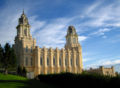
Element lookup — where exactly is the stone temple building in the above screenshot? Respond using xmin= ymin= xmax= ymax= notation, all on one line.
xmin=86 ymin=66 xmax=116 ymax=76
xmin=13 ymin=11 xmax=83 ymax=78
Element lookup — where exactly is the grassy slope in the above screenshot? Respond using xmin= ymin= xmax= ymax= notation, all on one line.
xmin=0 ymin=73 xmax=57 ymax=88
xmin=1 ymin=73 xmax=120 ymax=88
xmin=0 ymin=73 xmax=27 ymax=80
xmin=0 ymin=73 xmax=27 ymax=88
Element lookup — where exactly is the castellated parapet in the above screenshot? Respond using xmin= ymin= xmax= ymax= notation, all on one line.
xmin=33 ymin=47 xmax=83 ymax=76
xmin=13 ymin=11 xmax=83 ymax=78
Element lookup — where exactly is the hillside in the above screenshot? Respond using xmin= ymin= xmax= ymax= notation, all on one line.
xmin=0 ymin=73 xmax=57 ymax=88
xmin=0 ymin=73 xmax=120 ymax=88
xmin=0 ymin=73 xmax=27 ymax=80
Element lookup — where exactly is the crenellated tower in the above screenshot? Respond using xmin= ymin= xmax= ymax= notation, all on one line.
xmin=65 ymin=26 xmax=83 ymax=72
xmin=65 ymin=26 xmax=81 ymax=51
xmin=14 ymin=11 xmax=36 ymax=70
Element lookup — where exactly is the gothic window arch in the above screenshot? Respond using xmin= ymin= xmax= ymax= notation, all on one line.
xmin=73 ymin=38 xmax=76 ymax=44
xmin=26 ymin=46 xmax=28 ymax=52
xmin=76 ymin=58 xmax=78 ymax=66
xmin=17 ymin=29 xmax=20 ymax=35
xmin=31 ymin=47 xmax=32 ymax=53
xmin=31 ymin=58 xmax=33 ymax=66
xmin=47 ymin=57 xmax=49 ymax=66
xmin=53 ymin=56 xmax=55 ymax=66
xmin=68 ymin=37 xmax=71 ymax=43
xmin=65 ymin=58 xmax=67 ymax=66
xmin=59 ymin=57 xmax=61 ymax=66
xmin=71 ymin=56 xmax=72 ymax=66
xmin=25 ymin=57 xmax=28 ymax=66
xmin=24 ymin=29 xmax=27 ymax=36
xmin=40 ymin=57 xmax=42 ymax=65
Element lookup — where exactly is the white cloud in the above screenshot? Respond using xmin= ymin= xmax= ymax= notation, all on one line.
xmin=32 ymin=17 xmax=74 ymax=48
xmin=78 ymin=36 xmax=88 ymax=42
xmin=84 ymin=58 xmax=120 ymax=69
xmin=90 ymin=28 xmax=111 ymax=36
xmin=102 ymin=60 xmax=120 ymax=66
xmin=0 ymin=11 xmax=21 ymax=45
xmin=81 ymin=0 xmax=120 ymax=28
xmin=29 ymin=16 xmax=46 ymax=34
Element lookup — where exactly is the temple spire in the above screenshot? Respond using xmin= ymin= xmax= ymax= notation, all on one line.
xmin=22 ymin=9 xmax=24 ymax=15
xmin=18 ymin=10 xmax=29 ymax=25
xmin=65 ymin=25 xmax=81 ymax=50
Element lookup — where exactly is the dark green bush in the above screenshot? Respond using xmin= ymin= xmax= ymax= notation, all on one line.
xmin=38 ymin=73 xmax=120 ymax=88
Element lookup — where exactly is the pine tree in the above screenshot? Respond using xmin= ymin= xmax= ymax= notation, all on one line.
xmin=2 ymin=43 xmax=16 ymax=74
xmin=22 ymin=67 xmax=27 ymax=77
xmin=0 ymin=44 xmax=3 ymax=68
xmin=10 ymin=48 xmax=16 ymax=68
xmin=17 ymin=65 xmax=22 ymax=76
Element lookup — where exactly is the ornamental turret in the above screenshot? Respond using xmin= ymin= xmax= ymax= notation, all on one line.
xmin=16 ymin=10 xmax=31 ymax=38
xmin=65 ymin=26 xmax=81 ymax=51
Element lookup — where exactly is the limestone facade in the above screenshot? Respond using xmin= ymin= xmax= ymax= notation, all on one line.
xmin=87 ymin=66 xmax=116 ymax=76
xmin=13 ymin=11 xmax=83 ymax=78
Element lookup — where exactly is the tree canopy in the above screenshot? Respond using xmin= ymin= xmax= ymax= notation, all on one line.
xmin=0 ymin=43 xmax=16 ymax=74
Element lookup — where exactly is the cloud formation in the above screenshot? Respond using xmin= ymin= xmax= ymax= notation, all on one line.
xmin=0 ymin=0 xmax=120 ymax=70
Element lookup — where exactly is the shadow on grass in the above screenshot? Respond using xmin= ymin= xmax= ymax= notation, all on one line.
xmin=0 ymin=80 xmax=59 ymax=88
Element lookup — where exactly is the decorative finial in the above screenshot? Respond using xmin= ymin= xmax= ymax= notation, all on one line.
xmin=23 ymin=9 xmax=24 ymax=14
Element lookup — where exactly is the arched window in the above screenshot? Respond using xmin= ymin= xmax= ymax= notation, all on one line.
xmin=73 ymin=38 xmax=76 ymax=44
xmin=53 ymin=56 xmax=55 ymax=66
xmin=26 ymin=57 xmax=28 ymax=66
xmin=40 ymin=57 xmax=42 ymax=65
xmin=26 ymin=46 xmax=28 ymax=52
xmin=76 ymin=58 xmax=78 ymax=66
xmin=65 ymin=58 xmax=67 ymax=66
xmin=31 ymin=58 xmax=33 ymax=66
xmin=47 ymin=58 xmax=49 ymax=66
xmin=71 ymin=57 xmax=72 ymax=66
xmin=59 ymin=57 xmax=61 ymax=66
xmin=24 ymin=29 xmax=27 ymax=36
xmin=31 ymin=47 xmax=32 ymax=53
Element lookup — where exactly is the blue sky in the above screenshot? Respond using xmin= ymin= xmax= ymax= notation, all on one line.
xmin=0 ymin=0 xmax=120 ymax=69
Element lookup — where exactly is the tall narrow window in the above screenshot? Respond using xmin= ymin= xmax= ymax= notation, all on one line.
xmin=59 ymin=58 xmax=61 ymax=66
xmin=26 ymin=57 xmax=28 ymax=66
xmin=31 ymin=58 xmax=33 ymax=66
xmin=47 ymin=58 xmax=49 ymax=66
xmin=71 ymin=58 xmax=72 ymax=66
xmin=73 ymin=38 xmax=76 ymax=44
xmin=26 ymin=46 xmax=28 ymax=52
xmin=76 ymin=58 xmax=78 ymax=66
xmin=24 ymin=29 xmax=27 ymax=36
xmin=31 ymin=47 xmax=32 ymax=53
xmin=53 ymin=56 xmax=55 ymax=66
xmin=65 ymin=58 xmax=67 ymax=66
xmin=40 ymin=57 xmax=42 ymax=65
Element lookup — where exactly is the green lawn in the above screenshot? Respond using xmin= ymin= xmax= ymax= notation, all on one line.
xmin=0 ymin=82 xmax=25 ymax=88
xmin=0 ymin=73 xmax=27 ymax=88
xmin=0 ymin=73 xmax=58 ymax=88
xmin=0 ymin=73 xmax=27 ymax=80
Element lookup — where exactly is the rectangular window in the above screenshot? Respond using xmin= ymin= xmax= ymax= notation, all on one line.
xmin=53 ymin=57 xmax=55 ymax=66
xmin=31 ymin=58 xmax=32 ymax=66
xmin=26 ymin=46 xmax=28 ymax=52
xmin=47 ymin=58 xmax=49 ymax=66
xmin=59 ymin=58 xmax=61 ymax=66
xmin=76 ymin=58 xmax=78 ymax=66
xmin=40 ymin=57 xmax=42 ymax=65
xmin=31 ymin=47 xmax=32 ymax=53
xmin=65 ymin=58 xmax=67 ymax=66
xmin=71 ymin=58 xmax=72 ymax=66
xmin=26 ymin=57 xmax=28 ymax=66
